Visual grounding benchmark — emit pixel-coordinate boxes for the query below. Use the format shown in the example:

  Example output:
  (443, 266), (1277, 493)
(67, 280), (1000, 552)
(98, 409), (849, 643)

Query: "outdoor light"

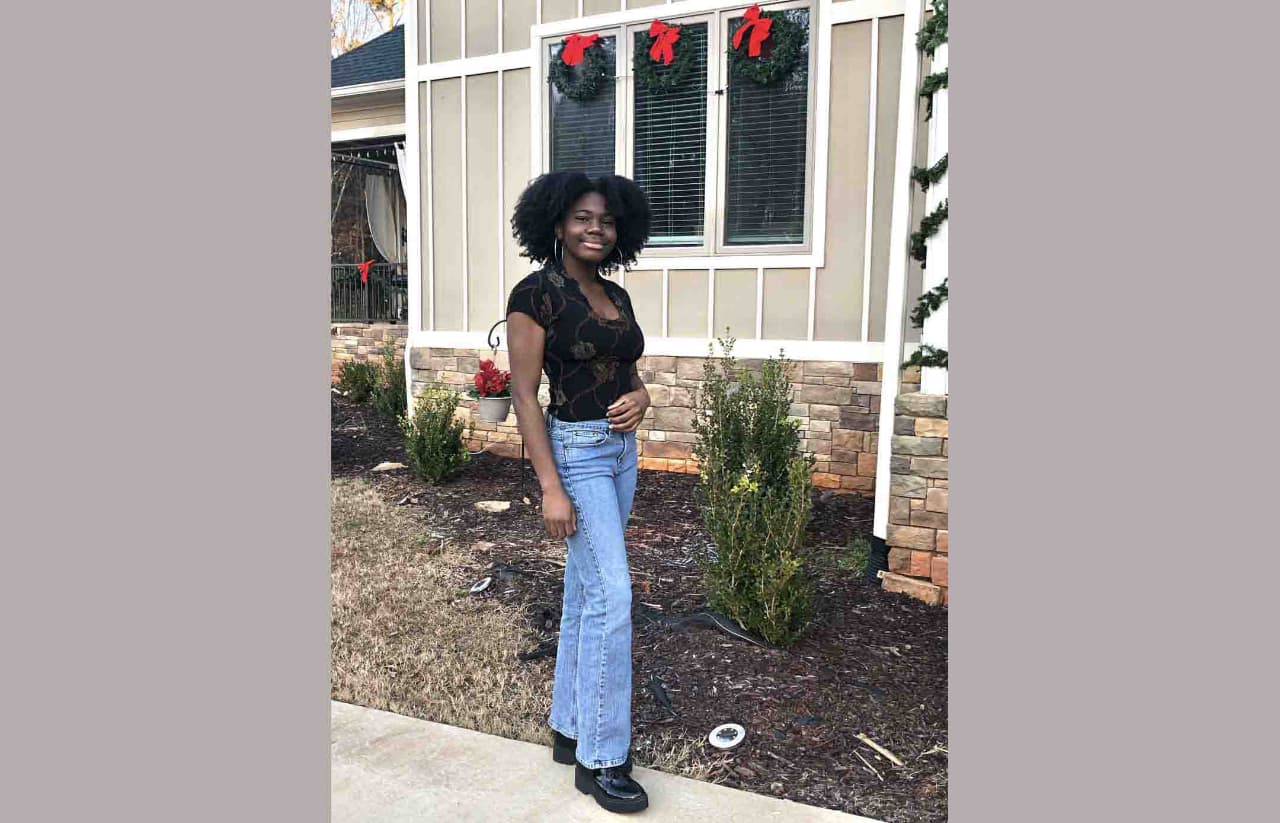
(708, 723), (746, 750)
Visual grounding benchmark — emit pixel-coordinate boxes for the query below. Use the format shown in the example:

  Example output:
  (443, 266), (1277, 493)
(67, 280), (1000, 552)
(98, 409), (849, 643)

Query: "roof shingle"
(332, 25), (404, 88)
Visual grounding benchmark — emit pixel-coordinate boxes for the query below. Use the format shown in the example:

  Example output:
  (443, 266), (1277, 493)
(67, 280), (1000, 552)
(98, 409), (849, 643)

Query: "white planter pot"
(477, 396), (513, 423)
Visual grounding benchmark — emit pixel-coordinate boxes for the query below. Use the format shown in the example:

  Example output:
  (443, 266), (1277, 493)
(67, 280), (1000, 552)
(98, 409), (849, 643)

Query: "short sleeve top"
(506, 265), (646, 422)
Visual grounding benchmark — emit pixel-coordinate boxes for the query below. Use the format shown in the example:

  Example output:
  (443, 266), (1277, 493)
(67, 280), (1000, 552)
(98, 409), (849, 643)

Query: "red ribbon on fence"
(732, 4), (773, 58)
(648, 20), (681, 66)
(561, 33), (600, 66)
(358, 259), (375, 285)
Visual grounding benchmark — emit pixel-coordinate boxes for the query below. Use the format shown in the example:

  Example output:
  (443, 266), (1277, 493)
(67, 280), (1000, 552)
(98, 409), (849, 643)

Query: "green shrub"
(845, 534), (871, 575)
(692, 335), (815, 647)
(400, 388), (470, 483)
(337, 360), (379, 403)
(370, 345), (408, 421)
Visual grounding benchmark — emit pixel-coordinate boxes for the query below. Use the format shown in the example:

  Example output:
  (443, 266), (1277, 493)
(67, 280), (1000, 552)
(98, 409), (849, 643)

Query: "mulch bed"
(333, 394), (947, 823)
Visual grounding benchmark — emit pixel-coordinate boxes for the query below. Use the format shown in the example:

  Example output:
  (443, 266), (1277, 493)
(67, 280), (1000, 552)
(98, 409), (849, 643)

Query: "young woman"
(505, 171), (652, 814)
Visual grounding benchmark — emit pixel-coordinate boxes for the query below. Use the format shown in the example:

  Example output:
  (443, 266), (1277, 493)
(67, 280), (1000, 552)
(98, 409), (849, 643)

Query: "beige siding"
(713, 269), (757, 340)
(502, 0), (538, 52)
(331, 92), (405, 133)
(418, 0), (429, 64)
(417, 83), (432, 327)
(542, 0), (579, 24)
(467, 74), (501, 332)
(430, 79), (464, 330)
(625, 271), (663, 335)
(625, 0), (666, 8)
(503, 69), (534, 296)
(429, 0), (462, 63)
(815, 20), (872, 341)
(668, 270), (709, 338)
(584, 0), (622, 16)
(868, 15), (903, 343)
(763, 268), (810, 340)
(466, 0), (500, 57)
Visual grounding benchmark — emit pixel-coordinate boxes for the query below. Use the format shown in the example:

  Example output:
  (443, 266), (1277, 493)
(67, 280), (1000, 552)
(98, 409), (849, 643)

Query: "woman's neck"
(559, 254), (600, 287)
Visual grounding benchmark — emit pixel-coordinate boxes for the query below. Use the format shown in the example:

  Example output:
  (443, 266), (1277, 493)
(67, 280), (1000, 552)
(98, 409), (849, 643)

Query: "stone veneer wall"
(409, 346), (920, 495)
(880, 392), (949, 605)
(331, 324), (408, 382)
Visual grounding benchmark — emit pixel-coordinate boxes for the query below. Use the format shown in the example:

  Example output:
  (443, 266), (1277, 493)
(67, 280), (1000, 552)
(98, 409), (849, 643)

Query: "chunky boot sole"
(575, 764), (648, 814)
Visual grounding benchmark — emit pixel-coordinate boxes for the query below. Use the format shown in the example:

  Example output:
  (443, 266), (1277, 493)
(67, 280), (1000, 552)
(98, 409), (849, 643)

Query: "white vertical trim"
(755, 266), (764, 339)
(707, 267), (716, 339)
(497, 70), (506, 321)
(661, 268), (670, 337)
(404, 0), (422, 409)
(530, 36), (543, 179)
(579, 1), (585, 17)
(537, 0), (543, 25)
(860, 17), (879, 342)
(873, 0), (926, 541)
(498, 0), (505, 53)
(807, 265), (817, 341)
(809, 0), (833, 268)
(615, 24), (627, 176)
(461, 0), (468, 59)
(920, 40), (948, 395)
(461, 72), (470, 331)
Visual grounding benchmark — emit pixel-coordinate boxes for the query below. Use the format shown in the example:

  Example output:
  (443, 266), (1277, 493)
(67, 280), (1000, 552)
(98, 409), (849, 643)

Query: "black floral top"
(506, 265), (646, 422)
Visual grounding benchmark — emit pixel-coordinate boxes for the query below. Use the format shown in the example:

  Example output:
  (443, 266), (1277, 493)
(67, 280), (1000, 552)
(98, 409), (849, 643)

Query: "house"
(397, 0), (949, 603)
(331, 25), (411, 377)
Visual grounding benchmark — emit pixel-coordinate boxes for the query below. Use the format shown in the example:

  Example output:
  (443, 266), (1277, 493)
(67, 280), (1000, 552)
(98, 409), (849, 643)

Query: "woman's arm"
(606, 362), (651, 433)
(507, 311), (576, 539)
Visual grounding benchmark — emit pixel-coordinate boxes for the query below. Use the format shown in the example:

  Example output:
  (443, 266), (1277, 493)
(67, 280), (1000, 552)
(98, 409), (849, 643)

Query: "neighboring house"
(401, 1), (949, 603)
(331, 26), (410, 374)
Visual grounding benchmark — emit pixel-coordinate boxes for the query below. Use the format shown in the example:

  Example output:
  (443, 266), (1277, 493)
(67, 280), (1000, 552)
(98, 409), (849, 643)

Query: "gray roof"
(332, 25), (404, 88)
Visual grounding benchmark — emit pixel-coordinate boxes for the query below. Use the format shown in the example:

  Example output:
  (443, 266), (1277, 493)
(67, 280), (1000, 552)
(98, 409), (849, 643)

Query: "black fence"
(332, 263), (408, 323)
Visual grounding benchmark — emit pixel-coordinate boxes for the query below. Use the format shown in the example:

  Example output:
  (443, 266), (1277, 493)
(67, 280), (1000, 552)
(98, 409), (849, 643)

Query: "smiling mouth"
(581, 241), (605, 251)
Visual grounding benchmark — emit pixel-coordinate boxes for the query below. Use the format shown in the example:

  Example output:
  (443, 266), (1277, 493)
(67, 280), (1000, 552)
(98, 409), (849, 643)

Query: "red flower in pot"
(470, 359), (513, 422)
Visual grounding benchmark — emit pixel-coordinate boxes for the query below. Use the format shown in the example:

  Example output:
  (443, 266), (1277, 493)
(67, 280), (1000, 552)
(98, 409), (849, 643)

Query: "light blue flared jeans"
(545, 414), (638, 770)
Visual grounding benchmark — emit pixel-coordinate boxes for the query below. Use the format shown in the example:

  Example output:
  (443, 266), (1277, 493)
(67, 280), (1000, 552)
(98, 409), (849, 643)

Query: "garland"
(909, 199), (948, 267)
(911, 154), (948, 192)
(910, 279), (948, 329)
(904, 3), (950, 372)
(919, 69), (948, 119)
(634, 22), (697, 94)
(548, 37), (612, 102)
(904, 345), (949, 370)
(727, 7), (807, 86)
(916, 0), (949, 58)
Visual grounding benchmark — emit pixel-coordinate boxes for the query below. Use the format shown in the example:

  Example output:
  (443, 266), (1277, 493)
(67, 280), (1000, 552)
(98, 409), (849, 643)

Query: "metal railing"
(331, 262), (408, 323)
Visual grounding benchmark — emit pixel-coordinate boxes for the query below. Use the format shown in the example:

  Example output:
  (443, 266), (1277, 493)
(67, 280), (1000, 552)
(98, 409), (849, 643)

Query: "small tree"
(400, 388), (469, 483)
(692, 335), (815, 646)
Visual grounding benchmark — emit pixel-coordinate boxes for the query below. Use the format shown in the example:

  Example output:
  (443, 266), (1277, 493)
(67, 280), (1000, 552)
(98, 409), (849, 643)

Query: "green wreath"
(633, 27), (696, 94)
(727, 11), (807, 86)
(548, 41), (613, 103)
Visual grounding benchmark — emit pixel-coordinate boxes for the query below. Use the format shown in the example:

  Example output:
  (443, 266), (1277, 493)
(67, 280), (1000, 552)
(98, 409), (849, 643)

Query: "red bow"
(648, 20), (681, 66)
(357, 259), (375, 285)
(561, 33), (600, 66)
(732, 4), (773, 58)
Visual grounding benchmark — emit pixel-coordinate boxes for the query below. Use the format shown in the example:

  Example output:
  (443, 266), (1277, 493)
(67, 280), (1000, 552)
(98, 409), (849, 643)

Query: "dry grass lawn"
(330, 477), (717, 779)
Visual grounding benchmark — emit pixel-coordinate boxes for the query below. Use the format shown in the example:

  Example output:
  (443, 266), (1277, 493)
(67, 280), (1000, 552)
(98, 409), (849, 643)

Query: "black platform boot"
(552, 730), (632, 773)
(575, 762), (649, 814)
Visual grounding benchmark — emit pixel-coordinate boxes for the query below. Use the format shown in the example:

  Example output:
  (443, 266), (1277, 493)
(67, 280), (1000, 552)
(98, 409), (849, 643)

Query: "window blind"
(633, 23), (709, 247)
(549, 37), (617, 179)
(724, 8), (810, 246)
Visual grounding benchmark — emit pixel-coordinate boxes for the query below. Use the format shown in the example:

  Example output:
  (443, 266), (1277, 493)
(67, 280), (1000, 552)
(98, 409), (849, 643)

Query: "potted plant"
(469, 359), (513, 423)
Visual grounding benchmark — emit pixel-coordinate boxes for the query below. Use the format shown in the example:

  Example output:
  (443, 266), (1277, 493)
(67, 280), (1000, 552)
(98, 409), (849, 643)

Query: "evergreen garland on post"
(904, 1), (949, 372)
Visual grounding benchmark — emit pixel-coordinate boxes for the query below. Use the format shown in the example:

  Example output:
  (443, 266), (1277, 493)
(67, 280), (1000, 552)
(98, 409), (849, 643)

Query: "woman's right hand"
(542, 487), (577, 539)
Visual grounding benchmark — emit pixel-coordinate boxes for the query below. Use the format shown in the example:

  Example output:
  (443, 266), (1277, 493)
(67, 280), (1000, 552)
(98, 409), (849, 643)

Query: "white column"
(872, 0), (927, 541)
(920, 41), (948, 396)
(404, 0), (423, 412)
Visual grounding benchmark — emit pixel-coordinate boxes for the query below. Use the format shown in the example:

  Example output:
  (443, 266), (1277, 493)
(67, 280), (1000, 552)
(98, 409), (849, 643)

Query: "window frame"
(539, 1), (820, 260)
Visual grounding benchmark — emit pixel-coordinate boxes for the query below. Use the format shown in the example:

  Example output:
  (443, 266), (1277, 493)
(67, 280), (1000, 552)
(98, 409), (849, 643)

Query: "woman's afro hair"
(511, 171), (651, 272)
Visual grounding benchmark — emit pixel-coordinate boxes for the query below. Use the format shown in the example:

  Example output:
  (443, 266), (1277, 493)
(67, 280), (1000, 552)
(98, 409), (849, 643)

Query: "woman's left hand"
(607, 389), (649, 432)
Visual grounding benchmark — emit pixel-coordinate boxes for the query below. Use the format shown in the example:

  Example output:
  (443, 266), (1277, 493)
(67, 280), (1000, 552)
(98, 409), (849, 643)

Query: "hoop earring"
(553, 237), (563, 266)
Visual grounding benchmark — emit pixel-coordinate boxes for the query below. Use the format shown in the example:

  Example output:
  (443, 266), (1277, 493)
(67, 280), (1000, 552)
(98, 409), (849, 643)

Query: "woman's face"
(556, 191), (617, 267)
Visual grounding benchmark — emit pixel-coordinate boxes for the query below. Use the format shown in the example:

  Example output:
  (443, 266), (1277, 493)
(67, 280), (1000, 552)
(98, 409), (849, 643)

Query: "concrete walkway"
(332, 702), (881, 822)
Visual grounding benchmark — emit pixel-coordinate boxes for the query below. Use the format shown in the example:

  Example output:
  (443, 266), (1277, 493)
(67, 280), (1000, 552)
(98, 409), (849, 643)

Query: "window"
(542, 2), (815, 254)
(632, 23), (709, 247)
(549, 35), (617, 178)
(724, 7), (810, 245)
